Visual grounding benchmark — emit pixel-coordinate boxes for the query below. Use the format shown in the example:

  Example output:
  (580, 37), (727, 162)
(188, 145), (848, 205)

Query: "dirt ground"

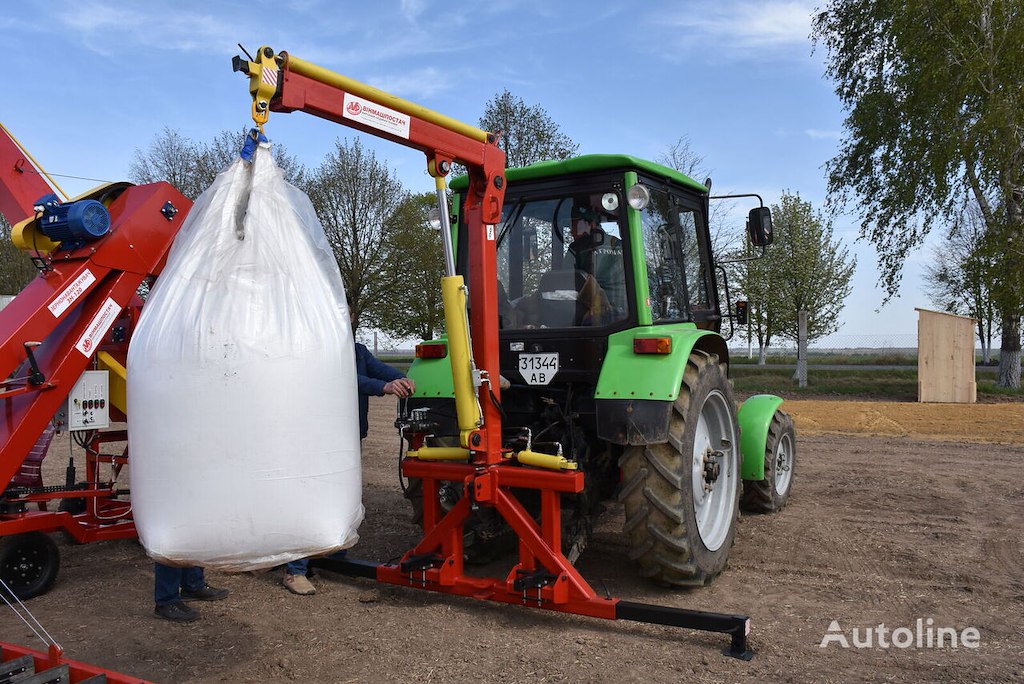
(3, 396), (1023, 683)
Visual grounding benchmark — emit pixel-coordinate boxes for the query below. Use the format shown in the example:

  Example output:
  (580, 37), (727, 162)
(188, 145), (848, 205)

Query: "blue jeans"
(285, 549), (347, 576)
(154, 563), (204, 606)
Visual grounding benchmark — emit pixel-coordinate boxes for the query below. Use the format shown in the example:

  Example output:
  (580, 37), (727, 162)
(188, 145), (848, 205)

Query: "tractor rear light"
(633, 337), (671, 354)
(416, 342), (448, 359)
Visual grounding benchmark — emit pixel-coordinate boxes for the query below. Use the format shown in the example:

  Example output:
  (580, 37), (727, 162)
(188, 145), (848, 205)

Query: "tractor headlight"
(627, 184), (651, 210)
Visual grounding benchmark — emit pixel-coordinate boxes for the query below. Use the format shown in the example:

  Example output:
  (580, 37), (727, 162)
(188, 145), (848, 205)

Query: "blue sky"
(3, 0), (941, 344)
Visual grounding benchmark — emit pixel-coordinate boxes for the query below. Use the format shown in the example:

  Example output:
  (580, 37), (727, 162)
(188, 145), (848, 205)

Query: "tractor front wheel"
(618, 350), (740, 586)
(0, 532), (60, 600)
(741, 410), (796, 513)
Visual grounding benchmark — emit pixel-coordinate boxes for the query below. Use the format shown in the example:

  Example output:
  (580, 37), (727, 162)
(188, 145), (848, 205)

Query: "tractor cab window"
(496, 193), (628, 329)
(640, 188), (712, 322)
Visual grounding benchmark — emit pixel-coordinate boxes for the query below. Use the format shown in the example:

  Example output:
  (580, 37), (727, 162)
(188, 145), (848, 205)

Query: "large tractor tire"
(0, 532), (60, 600)
(618, 350), (740, 587)
(740, 410), (796, 514)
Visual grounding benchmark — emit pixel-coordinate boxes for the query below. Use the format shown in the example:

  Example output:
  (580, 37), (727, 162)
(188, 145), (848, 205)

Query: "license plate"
(518, 352), (558, 386)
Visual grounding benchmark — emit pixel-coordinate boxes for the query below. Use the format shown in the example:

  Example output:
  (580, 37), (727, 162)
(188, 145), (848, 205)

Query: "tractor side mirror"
(747, 207), (773, 247)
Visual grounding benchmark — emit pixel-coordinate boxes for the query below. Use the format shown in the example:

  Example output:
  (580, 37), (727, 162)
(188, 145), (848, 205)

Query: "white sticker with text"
(75, 297), (121, 357)
(48, 269), (96, 318)
(342, 94), (411, 139)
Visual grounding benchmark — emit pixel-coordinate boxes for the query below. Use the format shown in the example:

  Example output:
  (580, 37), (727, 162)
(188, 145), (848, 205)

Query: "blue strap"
(239, 128), (269, 161)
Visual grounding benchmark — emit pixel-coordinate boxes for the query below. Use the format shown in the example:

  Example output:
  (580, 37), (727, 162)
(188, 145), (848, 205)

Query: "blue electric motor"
(35, 193), (111, 246)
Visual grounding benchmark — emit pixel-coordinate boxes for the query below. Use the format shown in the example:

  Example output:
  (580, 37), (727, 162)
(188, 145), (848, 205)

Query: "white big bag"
(127, 140), (362, 571)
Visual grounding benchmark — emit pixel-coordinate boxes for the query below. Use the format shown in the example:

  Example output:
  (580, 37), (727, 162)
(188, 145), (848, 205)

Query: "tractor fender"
(738, 394), (785, 480)
(594, 325), (728, 445)
(594, 324), (727, 402)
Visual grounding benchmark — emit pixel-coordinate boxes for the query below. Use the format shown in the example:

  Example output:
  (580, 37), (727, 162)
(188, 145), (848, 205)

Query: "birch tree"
(813, 0), (1024, 387)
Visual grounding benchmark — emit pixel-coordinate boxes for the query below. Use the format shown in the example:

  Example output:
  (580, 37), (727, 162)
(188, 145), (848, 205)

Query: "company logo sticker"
(75, 297), (121, 357)
(342, 93), (410, 139)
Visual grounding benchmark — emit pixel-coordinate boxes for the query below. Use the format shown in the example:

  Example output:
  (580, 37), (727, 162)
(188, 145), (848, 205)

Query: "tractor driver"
(566, 203), (627, 323)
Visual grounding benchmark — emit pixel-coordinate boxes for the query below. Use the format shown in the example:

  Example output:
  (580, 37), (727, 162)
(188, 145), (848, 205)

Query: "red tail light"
(633, 337), (671, 354)
(415, 342), (448, 359)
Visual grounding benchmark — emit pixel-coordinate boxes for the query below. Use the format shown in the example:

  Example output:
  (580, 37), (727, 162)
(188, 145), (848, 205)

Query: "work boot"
(283, 573), (316, 595)
(154, 601), (199, 622)
(180, 584), (230, 601)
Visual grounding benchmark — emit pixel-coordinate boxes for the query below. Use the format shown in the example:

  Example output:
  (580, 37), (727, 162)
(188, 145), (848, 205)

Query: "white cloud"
(805, 128), (841, 140)
(400, 0), (429, 22)
(658, 1), (816, 53)
(366, 67), (454, 101)
(56, 1), (245, 56)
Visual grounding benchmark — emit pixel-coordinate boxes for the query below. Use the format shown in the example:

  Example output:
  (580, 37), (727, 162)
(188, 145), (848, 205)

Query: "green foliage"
(478, 89), (579, 168)
(772, 192), (856, 343)
(375, 193), (445, 341)
(922, 201), (999, 358)
(733, 192), (856, 354)
(813, 0), (1024, 385)
(0, 214), (36, 295)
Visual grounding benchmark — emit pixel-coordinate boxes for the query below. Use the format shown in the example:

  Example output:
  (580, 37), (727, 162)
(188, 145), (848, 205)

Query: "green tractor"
(406, 154), (795, 586)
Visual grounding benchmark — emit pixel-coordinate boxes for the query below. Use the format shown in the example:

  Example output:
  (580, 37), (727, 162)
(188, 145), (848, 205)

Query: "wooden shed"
(916, 308), (976, 403)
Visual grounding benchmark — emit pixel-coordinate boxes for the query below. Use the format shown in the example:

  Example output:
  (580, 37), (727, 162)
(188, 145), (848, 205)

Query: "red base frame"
(1, 429), (135, 542)
(377, 459), (617, 619)
(309, 457), (753, 658)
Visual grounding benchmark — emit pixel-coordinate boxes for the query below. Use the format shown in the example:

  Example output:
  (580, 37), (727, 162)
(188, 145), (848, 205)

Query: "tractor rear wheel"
(618, 350), (740, 586)
(740, 410), (796, 513)
(0, 532), (60, 600)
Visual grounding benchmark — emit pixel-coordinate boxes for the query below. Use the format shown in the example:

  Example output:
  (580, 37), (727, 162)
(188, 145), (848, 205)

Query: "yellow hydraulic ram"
(405, 446), (471, 462)
(441, 275), (482, 448)
(515, 450), (579, 471)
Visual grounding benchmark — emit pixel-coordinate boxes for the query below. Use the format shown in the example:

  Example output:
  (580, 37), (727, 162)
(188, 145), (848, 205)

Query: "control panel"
(61, 370), (110, 431)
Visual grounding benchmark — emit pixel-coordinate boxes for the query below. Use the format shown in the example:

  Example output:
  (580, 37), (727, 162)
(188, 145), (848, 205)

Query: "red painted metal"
(0, 123), (191, 547)
(379, 459), (617, 619)
(0, 127), (53, 224)
(1, 641), (150, 683)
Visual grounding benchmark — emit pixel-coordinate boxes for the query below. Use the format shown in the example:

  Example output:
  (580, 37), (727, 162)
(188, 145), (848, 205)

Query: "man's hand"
(383, 377), (415, 398)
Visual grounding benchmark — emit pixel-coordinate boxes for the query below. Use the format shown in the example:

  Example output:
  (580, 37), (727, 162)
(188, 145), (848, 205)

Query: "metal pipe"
(435, 176), (456, 277)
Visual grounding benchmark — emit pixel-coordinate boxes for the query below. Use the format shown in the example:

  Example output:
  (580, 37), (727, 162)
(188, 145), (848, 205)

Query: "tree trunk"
(982, 317), (992, 364)
(977, 320), (989, 365)
(997, 313), (1021, 388)
(794, 310), (808, 388)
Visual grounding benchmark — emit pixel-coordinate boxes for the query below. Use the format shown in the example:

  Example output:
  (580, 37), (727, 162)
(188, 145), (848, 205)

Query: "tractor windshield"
(495, 193), (628, 330)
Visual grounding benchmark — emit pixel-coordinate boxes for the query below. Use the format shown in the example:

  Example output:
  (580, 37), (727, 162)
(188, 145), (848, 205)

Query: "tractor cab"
(450, 154), (733, 388)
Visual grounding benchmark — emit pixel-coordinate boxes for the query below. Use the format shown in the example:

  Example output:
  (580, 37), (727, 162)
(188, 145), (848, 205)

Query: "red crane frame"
(239, 48), (753, 658)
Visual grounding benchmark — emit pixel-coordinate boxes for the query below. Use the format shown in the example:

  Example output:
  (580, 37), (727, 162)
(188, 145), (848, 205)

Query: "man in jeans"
(282, 340), (415, 596)
(154, 562), (229, 622)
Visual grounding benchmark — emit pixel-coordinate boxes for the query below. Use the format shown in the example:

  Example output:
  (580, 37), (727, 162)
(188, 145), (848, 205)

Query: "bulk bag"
(127, 140), (362, 570)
